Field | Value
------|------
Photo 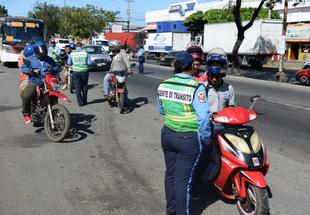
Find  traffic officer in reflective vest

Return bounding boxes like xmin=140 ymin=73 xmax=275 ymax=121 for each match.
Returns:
xmin=157 ymin=51 xmax=211 ymax=215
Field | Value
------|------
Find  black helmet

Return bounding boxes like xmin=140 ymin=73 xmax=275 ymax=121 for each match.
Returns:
xmin=34 ymin=41 xmax=48 ymax=58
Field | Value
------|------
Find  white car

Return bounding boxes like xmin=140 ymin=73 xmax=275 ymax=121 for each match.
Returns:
xmin=54 ymin=38 xmax=70 ymax=51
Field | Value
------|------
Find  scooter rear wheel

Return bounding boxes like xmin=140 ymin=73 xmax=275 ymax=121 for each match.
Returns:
xmin=118 ymin=93 xmax=125 ymax=113
xmin=236 ymin=184 xmax=269 ymax=215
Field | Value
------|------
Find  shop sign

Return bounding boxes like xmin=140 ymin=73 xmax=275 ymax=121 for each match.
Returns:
xmin=287 ymin=23 xmax=310 ymax=42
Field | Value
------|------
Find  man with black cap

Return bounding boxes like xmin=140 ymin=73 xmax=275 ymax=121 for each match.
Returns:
xmin=157 ymin=51 xmax=212 ymax=215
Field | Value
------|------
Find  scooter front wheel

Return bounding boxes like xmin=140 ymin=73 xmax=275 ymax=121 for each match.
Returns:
xmin=236 ymin=184 xmax=269 ymax=215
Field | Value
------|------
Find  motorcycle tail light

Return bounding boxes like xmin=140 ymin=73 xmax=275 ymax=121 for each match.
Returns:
xmin=224 ymin=133 xmax=251 ymax=154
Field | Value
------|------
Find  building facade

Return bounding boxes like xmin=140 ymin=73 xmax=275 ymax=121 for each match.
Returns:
xmin=145 ymin=0 xmax=310 ymax=61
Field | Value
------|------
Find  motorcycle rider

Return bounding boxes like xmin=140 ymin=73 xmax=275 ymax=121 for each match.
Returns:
xmin=102 ymin=45 xmax=132 ymax=98
xmin=157 ymin=51 xmax=211 ymax=215
xmin=67 ymin=41 xmax=91 ymax=106
xmin=186 ymin=46 xmax=208 ymax=83
xmin=19 ymin=41 xmax=59 ymax=123
xmin=205 ymin=48 xmax=235 ymax=115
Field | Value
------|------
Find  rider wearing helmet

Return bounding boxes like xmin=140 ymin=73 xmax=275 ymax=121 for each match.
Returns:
xmin=157 ymin=51 xmax=211 ymax=215
xmin=205 ymin=47 xmax=235 ymax=114
xmin=18 ymin=44 xmax=35 ymax=68
xmin=187 ymin=45 xmax=208 ymax=83
xmin=18 ymin=41 xmax=58 ymax=124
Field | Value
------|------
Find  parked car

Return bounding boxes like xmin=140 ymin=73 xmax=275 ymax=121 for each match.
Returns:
xmin=295 ymin=69 xmax=310 ymax=86
xmin=82 ymin=45 xmax=111 ymax=71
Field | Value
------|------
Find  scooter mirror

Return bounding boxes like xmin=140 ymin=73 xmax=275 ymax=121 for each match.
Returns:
xmin=250 ymin=95 xmax=261 ymax=103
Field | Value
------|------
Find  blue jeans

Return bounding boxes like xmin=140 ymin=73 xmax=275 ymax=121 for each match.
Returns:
xmin=138 ymin=56 xmax=144 ymax=74
xmin=161 ymin=126 xmax=202 ymax=215
xmin=102 ymin=73 xmax=111 ymax=95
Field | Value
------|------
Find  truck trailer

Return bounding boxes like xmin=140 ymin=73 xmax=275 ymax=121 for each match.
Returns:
xmin=144 ymin=32 xmax=191 ymax=55
xmin=203 ymin=19 xmax=282 ymax=68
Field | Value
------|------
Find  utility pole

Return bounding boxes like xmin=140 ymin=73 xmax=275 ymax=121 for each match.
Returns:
xmin=64 ymin=0 xmax=67 ymax=7
xmin=125 ymin=0 xmax=133 ymax=32
xmin=278 ymin=0 xmax=289 ymax=82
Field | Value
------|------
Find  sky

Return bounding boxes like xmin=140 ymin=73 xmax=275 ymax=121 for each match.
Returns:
xmin=0 ymin=0 xmax=211 ymax=26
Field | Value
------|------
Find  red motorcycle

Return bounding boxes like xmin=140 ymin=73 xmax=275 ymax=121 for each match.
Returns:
xmin=108 ymin=63 xmax=135 ymax=113
xmin=30 ymin=74 xmax=71 ymax=142
xmin=205 ymin=95 xmax=270 ymax=215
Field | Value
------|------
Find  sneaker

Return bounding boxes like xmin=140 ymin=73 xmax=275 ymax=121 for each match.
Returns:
xmin=62 ymin=84 xmax=68 ymax=90
xmin=103 ymin=94 xmax=109 ymax=99
xmin=24 ymin=115 xmax=31 ymax=124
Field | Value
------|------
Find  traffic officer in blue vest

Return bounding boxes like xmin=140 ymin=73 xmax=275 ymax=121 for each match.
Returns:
xmin=157 ymin=51 xmax=211 ymax=215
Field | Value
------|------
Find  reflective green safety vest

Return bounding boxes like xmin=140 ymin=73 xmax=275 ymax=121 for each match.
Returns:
xmin=70 ymin=49 xmax=89 ymax=72
xmin=158 ymin=76 xmax=200 ymax=132
xmin=49 ymin=47 xmax=61 ymax=63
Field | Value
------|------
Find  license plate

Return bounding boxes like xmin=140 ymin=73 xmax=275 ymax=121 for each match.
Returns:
xmin=252 ymin=157 xmax=260 ymax=167
xmin=97 ymin=63 xmax=103 ymax=66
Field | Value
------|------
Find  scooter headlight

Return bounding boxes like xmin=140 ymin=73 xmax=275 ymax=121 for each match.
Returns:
xmin=250 ymin=131 xmax=262 ymax=153
xmin=224 ymin=133 xmax=251 ymax=154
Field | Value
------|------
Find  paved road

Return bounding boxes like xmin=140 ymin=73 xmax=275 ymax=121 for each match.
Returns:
xmin=0 ymin=63 xmax=309 ymax=215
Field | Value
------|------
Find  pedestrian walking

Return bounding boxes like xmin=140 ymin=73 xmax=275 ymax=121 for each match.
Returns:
xmin=137 ymin=46 xmax=145 ymax=74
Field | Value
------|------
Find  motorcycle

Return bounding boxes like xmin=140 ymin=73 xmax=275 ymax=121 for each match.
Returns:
xmin=204 ymin=95 xmax=270 ymax=215
xmin=107 ymin=63 xmax=135 ymax=113
xmin=29 ymin=70 xmax=71 ymax=142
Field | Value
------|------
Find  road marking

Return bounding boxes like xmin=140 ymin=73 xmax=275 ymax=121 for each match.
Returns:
xmin=263 ymin=99 xmax=310 ymax=111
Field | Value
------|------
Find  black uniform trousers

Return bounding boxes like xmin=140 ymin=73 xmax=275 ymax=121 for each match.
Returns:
xmin=72 ymin=71 xmax=89 ymax=106
xmin=161 ymin=126 xmax=202 ymax=215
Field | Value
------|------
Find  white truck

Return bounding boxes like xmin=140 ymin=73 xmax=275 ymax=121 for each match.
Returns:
xmin=144 ymin=32 xmax=191 ymax=55
xmin=203 ymin=19 xmax=282 ymax=68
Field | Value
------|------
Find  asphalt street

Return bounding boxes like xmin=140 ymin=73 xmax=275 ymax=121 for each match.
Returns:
xmin=0 ymin=63 xmax=309 ymax=215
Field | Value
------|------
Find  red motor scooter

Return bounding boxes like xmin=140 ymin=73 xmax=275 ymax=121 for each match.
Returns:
xmin=205 ymin=95 xmax=270 ymax=215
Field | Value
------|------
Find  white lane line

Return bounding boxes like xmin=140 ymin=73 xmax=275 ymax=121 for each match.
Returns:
xmin=263 ymin=99 xmax=310 ymax=111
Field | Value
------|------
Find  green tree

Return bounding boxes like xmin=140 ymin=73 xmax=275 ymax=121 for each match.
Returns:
xmin=58 ymin=5 xmax=116 ymax=38
xmin=183 ymin=11 xmax=208 ymax=35
xmin=0 ymin=5 xmax=8 ymax=17
xmin=231 ymin=0 xmax=300 ymax=74
xmin=28 ymin=2 xmax=61 ymax=38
